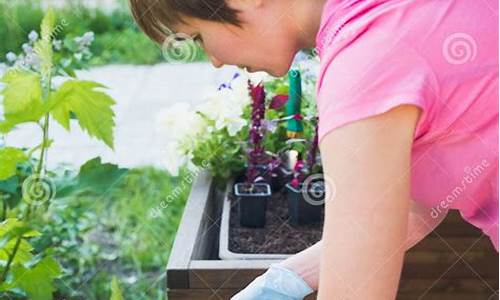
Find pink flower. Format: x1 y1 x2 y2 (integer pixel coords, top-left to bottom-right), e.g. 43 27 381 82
269 94 289 110
290 177 300 188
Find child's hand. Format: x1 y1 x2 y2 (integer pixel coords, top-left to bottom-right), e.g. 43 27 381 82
231 264 314 300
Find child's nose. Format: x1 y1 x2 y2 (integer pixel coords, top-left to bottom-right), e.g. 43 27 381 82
209 55 223 68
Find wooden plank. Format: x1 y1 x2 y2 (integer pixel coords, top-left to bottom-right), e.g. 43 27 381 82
166 171 214 289
168 288 318 300
191 183 218 260
167 288 238 300
189 259 276 289
410 236 495 252
398 278 499 293
401 256 498 279
396 292 497 300
168 288 495 300
404 250 498 265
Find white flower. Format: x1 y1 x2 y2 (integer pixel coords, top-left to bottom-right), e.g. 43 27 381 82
161 142 189 176
22 43 33 54
216 116 246 136
196 89 248 137
24 53 40 66
75 31 95 49
248 70 273 84
227 73 252 106
5 52 16 63
194 72 252 136
155 102 205 141
28 30 39 42
82 31 95 43
53 39 62 51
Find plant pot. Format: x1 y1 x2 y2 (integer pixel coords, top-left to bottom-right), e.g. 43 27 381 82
219 185 292 260
275 166 293 192
235 165 284 193
285 181 324 225
234 182 271 228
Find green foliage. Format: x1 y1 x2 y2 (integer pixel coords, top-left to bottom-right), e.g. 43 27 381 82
0 0 207 66
0 1 44 59
30 167 187 300
191 127 246 186
56 157 128 198
10 256 61 300
0 148 27 180
0 9 123 299
0 219 59 299
89 28 164 65
48 80 116 148
0 71 44 132
110 276 124 300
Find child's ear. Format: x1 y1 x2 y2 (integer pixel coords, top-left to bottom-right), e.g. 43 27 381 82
226 0 264 11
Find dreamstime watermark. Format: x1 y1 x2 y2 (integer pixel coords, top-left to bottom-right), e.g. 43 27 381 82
161 32 200 63
430 159 490 219
22 174 56 206
148 160 210 219
442 32 477 65
301 173 336 206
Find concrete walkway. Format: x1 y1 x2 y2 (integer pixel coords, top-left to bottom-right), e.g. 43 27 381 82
2 62 241 169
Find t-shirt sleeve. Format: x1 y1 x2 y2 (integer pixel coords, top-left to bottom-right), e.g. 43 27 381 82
316 29 437 144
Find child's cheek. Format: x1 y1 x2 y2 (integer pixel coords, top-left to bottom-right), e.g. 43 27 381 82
207 34 249 64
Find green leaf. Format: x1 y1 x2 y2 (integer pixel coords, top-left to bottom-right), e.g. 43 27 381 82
0 239 34 265
0 70 44 128
57 157 127 198
0 176 19 194
0 218 40 243
110 276 124 300
48 80 116 149
0 148 28 180
10 256 61 300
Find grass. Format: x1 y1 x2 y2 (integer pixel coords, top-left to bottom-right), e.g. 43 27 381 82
0 0 207 66
43 166 192 300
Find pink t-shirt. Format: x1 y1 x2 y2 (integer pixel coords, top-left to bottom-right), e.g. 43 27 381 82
315 0 499 251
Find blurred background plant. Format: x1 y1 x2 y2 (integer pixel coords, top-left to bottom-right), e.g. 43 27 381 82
0 0 207 66
0 7 193 300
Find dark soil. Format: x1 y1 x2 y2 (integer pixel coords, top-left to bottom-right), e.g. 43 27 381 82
228 188 323 254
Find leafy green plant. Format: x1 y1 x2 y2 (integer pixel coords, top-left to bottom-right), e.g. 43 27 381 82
0 9 127 299
110 276 124 300
0 0 207 66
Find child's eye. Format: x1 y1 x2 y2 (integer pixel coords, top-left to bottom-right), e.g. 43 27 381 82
193 34 203 44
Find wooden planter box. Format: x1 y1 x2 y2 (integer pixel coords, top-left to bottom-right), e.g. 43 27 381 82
166 171 499 300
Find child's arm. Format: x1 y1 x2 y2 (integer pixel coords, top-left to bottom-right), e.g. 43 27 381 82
277 197 449 292
317 104 421 299
232 104 444 300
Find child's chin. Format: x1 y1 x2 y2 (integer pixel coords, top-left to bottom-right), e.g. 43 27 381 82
269 68 288 77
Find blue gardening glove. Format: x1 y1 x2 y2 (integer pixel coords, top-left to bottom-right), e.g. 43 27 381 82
231 263 314 300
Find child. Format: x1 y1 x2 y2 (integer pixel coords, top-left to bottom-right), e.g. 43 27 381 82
129 0 498 299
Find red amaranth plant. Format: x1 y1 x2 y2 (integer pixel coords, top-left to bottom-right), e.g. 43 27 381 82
306 121 319 171
290 121 319 188
245 80 267 185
